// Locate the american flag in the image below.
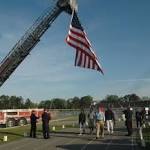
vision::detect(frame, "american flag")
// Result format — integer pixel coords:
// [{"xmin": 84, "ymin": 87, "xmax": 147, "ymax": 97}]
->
[{"xmin": 66, "ymin": 10, "xmax": 104, "ymax": 75}]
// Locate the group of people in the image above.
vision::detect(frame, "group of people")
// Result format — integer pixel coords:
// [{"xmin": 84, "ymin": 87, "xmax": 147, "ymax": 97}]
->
[
  {"xmin": 79, "ymin": 106, "xmax": 150, "ymax": 139},
  {"xmin": 30, "ymin": 109, "xmax": 51, "ymax": 139},
  {"xmin": 123, "ymin": 107, "xmax": 150, "ymax": 136},
  {"xmin": 135, "ymin": 107, "xmax": 150, "ymax": 128},
  {"xmin": 79, "ymin": 106, "xmax": 115, "ymax": 139},
  {"xmin": 29, "ymin": 106, "xmax": 150, "ymax": 140}
]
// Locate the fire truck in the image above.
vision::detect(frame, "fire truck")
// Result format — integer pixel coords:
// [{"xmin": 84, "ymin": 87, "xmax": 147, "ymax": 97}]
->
[{"xmin": 0, "ymin": 109, "xmax": 43, "ymax": 127}]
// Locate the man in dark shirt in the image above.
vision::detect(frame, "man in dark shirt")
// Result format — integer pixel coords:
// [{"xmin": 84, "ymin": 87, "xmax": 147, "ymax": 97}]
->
[
  {"xmin": 30, "ymin": 110, "xmax": 39, "ymax": 138},
  {"xmin": 135, "ymin": 110, "xmax": 142, "ymax": 128},
  {"xmin": 105, "ymin": 107, "xmax": 115, "ymax": 134},
  {"xmin": 42, "ymin": 109, "xmax": 51, "ymax": 139},
  {"xmin": 124, "ymin": 107, "xmax": 133, "ymax": 136},
  {"xmin": 79, "ymin": 109, "xmax": 86, "ymax": 135}
]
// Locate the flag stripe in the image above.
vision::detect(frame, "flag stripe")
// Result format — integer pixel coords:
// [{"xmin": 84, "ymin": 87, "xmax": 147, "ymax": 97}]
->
[
  {"xmin": 75, "ymin": 50, "xmax": 101, "ymax": 71},
  {"xmin": 70, "ymin": 26, "xmax": 91, "ymax": 46},
  {"xmin": 67, "ymin": 34, "xmax": 90, "ymax": 50},
  {"xmin": 66, "ymin": 37, "xmax": 95, "ymax": 58},
  {"xmin": 70, "ymin": 26, "xmax": 85, "ymax": 38},
  {"xmin": 66, "ymin": 10, "xmax": 104, "ymax": 75}
]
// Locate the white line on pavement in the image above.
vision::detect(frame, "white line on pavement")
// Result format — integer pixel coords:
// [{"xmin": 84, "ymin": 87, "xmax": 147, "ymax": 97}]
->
[
  {"xmin": 105, "ymin": 137, "xmax": 113, "ymax": 150},
  {"xmin": 80, "ymin": 138, "xmax": 95, "ymax": 150}
]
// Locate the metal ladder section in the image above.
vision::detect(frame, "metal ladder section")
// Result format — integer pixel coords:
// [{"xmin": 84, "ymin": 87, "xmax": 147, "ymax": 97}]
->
[{"xmin": 0, "ymin": 0, "xmax": 71, "ymax": 87}]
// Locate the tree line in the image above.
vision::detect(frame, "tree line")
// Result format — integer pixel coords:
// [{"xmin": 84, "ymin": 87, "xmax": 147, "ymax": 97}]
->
[
  {"xmin": 0, "ymin": 95, "xmax": 93, "ymax": 109},
  {"xmin": 0, "ymin": 94, "xmax": 149, "ymax": 109},
  {"xmin": 100, "ymin": 94, "xmax": 150, "ymax": 107}
]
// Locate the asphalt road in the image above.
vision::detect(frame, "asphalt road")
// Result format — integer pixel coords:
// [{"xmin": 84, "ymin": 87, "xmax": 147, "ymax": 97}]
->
[{"xmin": 0, "ymin": 127, "xmax": 142, "ymax": 150}]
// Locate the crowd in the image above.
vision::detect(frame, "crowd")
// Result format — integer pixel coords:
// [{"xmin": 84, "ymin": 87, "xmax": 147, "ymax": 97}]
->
[
  {"xmin": 78, "ymin": 106, "xmax": 150, "ymax": 139},
  {"xmin": 29, "ymin": 106, "xmax": 150, "ymax": 140}
]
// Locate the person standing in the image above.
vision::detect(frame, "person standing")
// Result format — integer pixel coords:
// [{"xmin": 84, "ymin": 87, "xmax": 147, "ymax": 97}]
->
[
  {"xmin": 96, "ymin": 106, "xmax": 105, "ymax": 139},
  {"xmin": 105, "ymin": 107, "xmax": 115, "ymax": 134},
  {"xmin": 79, "ymin": 109, "xmax": 86, "ymax": 135},
  {"xmin": 88, "ymin": 108, "xmax": 95, "ymax": 134},
  {"xmin": 124, "ymin": 107, "xmax": 133, "ymax": 136},
  {"xmin": 42, "ymin": 109, "xmax": 51, "ymax": 139},
  {"xmin": 30, "ymin": 110, "xmax": 39, "ymax": 138},
  {"xmin": 135, "ymin": 110, "xmax": 142, "ymax": 128},
  {"xmin": 141, "ymin": 107, "xmax": 150, "ymax": 127}
]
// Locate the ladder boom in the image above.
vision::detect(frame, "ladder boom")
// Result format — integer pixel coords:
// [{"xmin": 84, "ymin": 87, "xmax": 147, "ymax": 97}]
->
[{"xmin": 0, "ymin": 0, "xmax": 72, "ymax": 87}]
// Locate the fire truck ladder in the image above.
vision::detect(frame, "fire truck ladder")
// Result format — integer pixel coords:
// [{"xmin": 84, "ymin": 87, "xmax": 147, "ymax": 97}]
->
[{"xmin": 0, "ymin": 0, "xmax": 73, "ymax": 87}]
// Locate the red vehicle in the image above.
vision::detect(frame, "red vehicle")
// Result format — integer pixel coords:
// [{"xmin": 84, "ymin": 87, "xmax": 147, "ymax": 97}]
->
[{"xmin": 0, "ymin": 109, "xmax": 43, "ymax": 127}]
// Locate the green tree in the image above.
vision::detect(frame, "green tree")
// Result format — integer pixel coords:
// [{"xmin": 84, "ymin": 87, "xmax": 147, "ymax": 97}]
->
[
  {"xmin": 123, "ymin": 94, "xmax": 140, "ymax": 102},
  {"xmin": 24, "ymin": 98, "xmax": 35, "ymax": 108},
  {"xmin": 80, "ymin": 95, "xmax": 93, "ymax": 108},
  {"xmin": 0, "ymin": 95, "xmax": 9, "ymax": 109},
  {"xmin": 72, "ymin": 97, "xmax": 80, "ymax": 109},
  {"xmin": 38, "ymin": 100, "xmax": 51, "ymax": 109},
  {"xmin": 105, "ymin": 95, "xmax": 119, "ymax": 102},
  {"xmin": 9, "ymin": 96, "xmax": 24, "ymax": 109},
  {"xmin": 66, "ymin": 98, "xmax": 74, "ymax": 109},
  {"xmin": 52, "ymin": 98, "xmax": 66, "ymax": 109}
]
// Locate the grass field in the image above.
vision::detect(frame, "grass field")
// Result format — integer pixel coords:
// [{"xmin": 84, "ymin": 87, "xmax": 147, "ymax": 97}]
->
[{"xmin": 0, "ymin": 116, "xmax": 78, "ymax": 144}]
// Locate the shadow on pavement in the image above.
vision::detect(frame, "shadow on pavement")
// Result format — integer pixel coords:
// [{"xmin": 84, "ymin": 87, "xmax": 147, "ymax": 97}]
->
[{"xmin": 56, "ymin": 136, "xmax": 137, "ymax": 150}]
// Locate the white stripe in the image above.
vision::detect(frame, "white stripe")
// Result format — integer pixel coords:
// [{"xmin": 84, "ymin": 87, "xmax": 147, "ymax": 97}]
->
[
  {"xmin": 96, "ymin": 59, "xmax": 102, "ymax": 70},
  {"xmin": 85, "ymin": 56, "xmax": 89, "ymax": 68},
  {"xmin": 90, "ymin": 59, "xmax": 93, "ymax": 69},
  {"xmin": 84, "ymin": 31, "xmax": 92, "ymax": 47},
  {"xmin": 81, "ymin": 53, "xmax": 85, "ymax": 67},
  {"xmin": 68, "ymin": 30, "xmax": 89, "ymax": 46}
]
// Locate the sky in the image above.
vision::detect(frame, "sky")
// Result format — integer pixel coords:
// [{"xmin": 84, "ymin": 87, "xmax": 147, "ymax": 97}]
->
[{"xmin": 0, "ymin": 0, "xmax": 150, "ymax": 102}]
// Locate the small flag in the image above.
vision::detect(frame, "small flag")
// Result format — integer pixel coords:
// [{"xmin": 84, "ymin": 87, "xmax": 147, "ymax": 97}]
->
[{"xmin": 66, "ymin": 10, "xmax": 104, "ymax": 75}]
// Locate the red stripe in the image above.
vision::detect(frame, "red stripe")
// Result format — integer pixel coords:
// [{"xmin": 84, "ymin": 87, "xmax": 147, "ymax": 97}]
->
[
  {"xmin": 66, "ymin": 36, "xmax": 103, "ymax": 74},
  {"xmin": 88, "ymin": 57, "xmax": 91, "ymax": 69},
  {"xmin": 75, "ymin": 50, "xmax": 78, "ymax": 66},
  {"xmin": 92, "ymin": 61, "xmax": 95, "ymax": 69},
  {"xmin": 77, "ymin": 51, "xmax": 82, "ymax": 66},
  {"xmin": 84, "ymin": 54, "xmax": 86, "ymax": 67},
  {"xmin": 75, "ymin": 48, "xmax": 103, "ymax": 74},
  {"xmin": 69, "ymin": 28, "xmax": 90, "ymax": 47},
  {"xmin": 70, "ymin": 28, "xmax": 85, "ymax": 39},
  {"xmin": 68, "ymin": 34, "xmax": 90, "ymax": 50},
  {"xmin": 66, "ymin": 39, "xmax": 96, "ymax": 59}
]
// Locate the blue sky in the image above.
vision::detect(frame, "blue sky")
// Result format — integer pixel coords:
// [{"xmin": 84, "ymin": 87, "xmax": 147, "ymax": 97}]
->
[{"xmin": 0, "ymin": 0, "xmax": 150, "ymax": 101}]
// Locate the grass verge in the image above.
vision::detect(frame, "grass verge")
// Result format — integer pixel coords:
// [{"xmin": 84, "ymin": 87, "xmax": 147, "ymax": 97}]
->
[{"xmin": 0, "ymin": 116, "xmax": 77, "ymax": 144}]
